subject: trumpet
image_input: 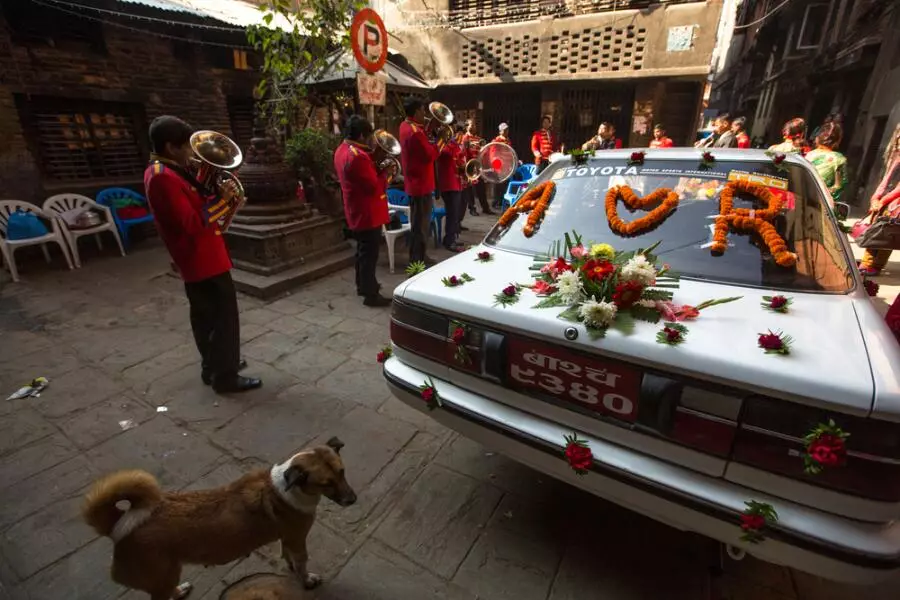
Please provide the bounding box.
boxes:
[464,158,481,182]
[371,129,401,183]
[425,101,454,144]
[189,130,245,232]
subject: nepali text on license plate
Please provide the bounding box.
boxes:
[506,337,642,421]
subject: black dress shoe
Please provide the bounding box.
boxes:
[459,225,470,231]
[469,208,479,216]
[202,359,247,385]
[443,244,464,253]
[357,283,382,297]
[212,374,262,393]
[363,294,392,307]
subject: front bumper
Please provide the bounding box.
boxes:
[384,357,900,583]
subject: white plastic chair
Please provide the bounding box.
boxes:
[0,200,75,282]
[384,204,411,273]
[43,193,126,268]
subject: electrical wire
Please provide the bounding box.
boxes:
[28,0,253,48]
[733,0,793,30]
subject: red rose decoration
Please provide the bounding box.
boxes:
[612,281,644,308]
[808,434,845,467]
[563,433,592,475]
[769,295,788,309]
[376,346,392,363]
[628,151,645,166]
[758,332,782,350]
[702,151,714,163]
[664,327,682,343]
[376,351,386,363]
[740,513,765,531]
[773,153,786,165]
[449,275,459,285]
[532,280,557,295]
[451,327,465,344]
[581,259,615,282]
[503,285,517,297]
[864,279,879,297]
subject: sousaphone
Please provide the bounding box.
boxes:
[466,141,519,184]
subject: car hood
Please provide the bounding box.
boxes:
[394,246,880,416]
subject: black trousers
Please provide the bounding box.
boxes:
[441,190,461,247]
[460,187,474,226]
[409,193,433,262]
[353,227,381,297]
[184,271,240,379]
[474,180,491,211]
[492,182,505,208]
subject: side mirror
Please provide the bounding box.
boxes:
[833,202,850,220]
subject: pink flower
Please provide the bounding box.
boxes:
[656,301,698,322]
[532,280,557,295]
[656,301,678,322]
[570,245,588,259]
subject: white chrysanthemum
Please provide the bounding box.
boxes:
[578,297,618,328]
[556,271,583,305]
[619,254,657,286]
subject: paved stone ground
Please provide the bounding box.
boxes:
[0,215,899,600]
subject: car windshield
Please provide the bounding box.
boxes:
[485,158,853,293]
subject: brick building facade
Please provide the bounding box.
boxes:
[0,0,260,203]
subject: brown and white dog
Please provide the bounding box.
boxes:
[82,437,356,600]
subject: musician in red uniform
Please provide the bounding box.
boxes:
[530,115,558,172]
[491,122,512,209]
[399,98,441,265]
[334,115,392,307]
[461,119,494,216]
[144,116,261,393]
[437,130,466,252]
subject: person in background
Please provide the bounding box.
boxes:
[769,118,810,155]
[462,119,494,216]
[492,122,511,209]
[859,124,900,276]
[531,115,557,171]
[649,124,673,148]
[583,122,622,150]
[399,97,441,266]
[333,115,392,307]
[144,116,261,394]
[732,117,751,148]
[437,127,465,252]
[454,125,474,231]
[712,114,737,148]
[806,121,848,202]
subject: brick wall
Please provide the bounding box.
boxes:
[0,13,258,202]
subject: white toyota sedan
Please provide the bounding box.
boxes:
[382,149,900,583]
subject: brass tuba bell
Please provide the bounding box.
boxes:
[372,129,402,183]
[426,101,454,144]
[472,141,519,184]
[189,130,245,232]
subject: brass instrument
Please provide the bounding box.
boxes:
[189,130,245,232]
[425,101,454,144]
[466,142,519,184]
[371,129,402,183]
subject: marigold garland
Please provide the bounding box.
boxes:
[711,180,797,268]
[605,186,680,237]
[497,181,556,238]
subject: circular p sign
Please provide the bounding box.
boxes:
[350,8,388,74]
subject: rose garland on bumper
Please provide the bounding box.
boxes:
[563,432,593,475]
[740,500,778,543]
[802,420,849,475]
[497,181,556,238]
[419,378,441,411]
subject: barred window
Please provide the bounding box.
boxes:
[17,96,146,183]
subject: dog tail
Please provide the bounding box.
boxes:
[83,470,162,538]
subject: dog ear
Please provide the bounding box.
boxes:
[326,436,345,454]
[283,465,308,490]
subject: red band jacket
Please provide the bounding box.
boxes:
[530,129,557,163]
[399,118,440,197]
[437,139,464,193]
[333,140,390,231]
[144,161,232,283]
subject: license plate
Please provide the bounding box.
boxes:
[506,337,642,422]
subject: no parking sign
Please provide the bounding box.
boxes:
[350,8,388,74]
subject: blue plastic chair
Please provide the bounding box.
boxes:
[502,164,538,210]
[95,188,154,248]
[386,189,444,246]
[386,189,410,224]
[431,203,445,247]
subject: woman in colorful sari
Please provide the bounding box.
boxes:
[806,122,848,202]
[859,124,900,276]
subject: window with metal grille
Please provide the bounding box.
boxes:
[16,96,146,183]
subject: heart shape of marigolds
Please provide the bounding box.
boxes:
[605,186,680,236]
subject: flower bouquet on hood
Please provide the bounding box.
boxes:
[528,231,680,339]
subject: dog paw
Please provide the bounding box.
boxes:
[302,573,322,589]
